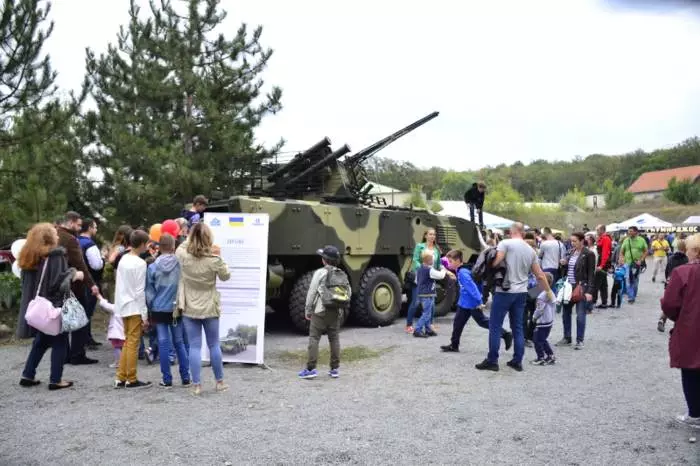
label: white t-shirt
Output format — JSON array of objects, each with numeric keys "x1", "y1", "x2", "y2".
[
  {"x1": 539, "y1": 239, "x2": 565, "y2": 270},
  {"x1": 496, "y1": 238, "x2": 537, "y2": 293},
  {"x1": 114, "y1": 253, "x2": 147, "y2": 320}
]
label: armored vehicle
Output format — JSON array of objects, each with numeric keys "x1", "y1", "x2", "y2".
[
  {"x1": 207, "y1": 112, "x2": 485, "y2": 333},
  {"x1": 220, "y1": 336, "x2": 248, "y2": 355}
]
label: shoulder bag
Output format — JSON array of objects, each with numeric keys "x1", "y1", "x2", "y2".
[
  {"x1": 61, "y1": 290, "x2": 89, "y2": 333},
  {"x1": 24, "y1": 259, "x2": 62, "y2": 336}
]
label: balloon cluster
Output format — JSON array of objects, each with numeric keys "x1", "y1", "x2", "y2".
[{"x1": 148, "y1": 219, "x2": 180, "y2": 242}]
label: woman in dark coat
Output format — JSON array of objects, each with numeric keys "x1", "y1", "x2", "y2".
[
  {"x1": 556, "y1": 232, "x2": 596, "y2": 350},
  {"x1": 661, "y1": 233, "x2": 700, "y2": 429},
  {"x1": 18, "y1": 223, "x2": 83, "y2": 390}
]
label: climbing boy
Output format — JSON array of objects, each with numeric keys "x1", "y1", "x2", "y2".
[
  {"x1": 299, "y1": 245, "x2": 351, "y2": 380},
  {"x1": 440, "y1": 249, "x2": 512, "y2": 352}
]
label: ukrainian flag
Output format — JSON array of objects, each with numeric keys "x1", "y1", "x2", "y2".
[{"x1": 228, "y1": 216, "x2": 244, "y2": 227}]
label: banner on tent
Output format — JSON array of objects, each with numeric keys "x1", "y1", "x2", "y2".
[
  {"x1": 639, "y1": 225, "x2": 700, "y2": 234},
  {"x1": 201, "y1": 212, "x2": 269, "y2": 364}
]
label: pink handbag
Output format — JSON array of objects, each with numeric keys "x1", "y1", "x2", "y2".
[{"x1": 24, "y1": 259, "x2": 62, "y2": 336}]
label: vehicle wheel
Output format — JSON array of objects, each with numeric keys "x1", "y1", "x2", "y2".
[
  {"x1": 289, "y1": 271, "x2": 350, "y2": 334},
  {"x1": 434, "y1": 278, "x2": 458, "y2": 317},
  {"x1": 289, "y1": 271, "x2": 315, "y2": 334},
  {"x1": 353, "y1": 267, "x2": 402, "y2": 327}
]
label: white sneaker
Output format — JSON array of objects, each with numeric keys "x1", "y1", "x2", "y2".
[
  {"x1": 109, "y1": 362, "x2": 119, "y2": 369},
  {"x1": 676, "y1": 414, "x2": 700, "y2": 429},
  {"x1": 574, "y1": 341, "x2": 585, "y2": 350}
]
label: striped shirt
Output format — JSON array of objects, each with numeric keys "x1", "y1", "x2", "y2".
[{"x1": 567, "y1": 252, "x2": 579, "y2": 285}]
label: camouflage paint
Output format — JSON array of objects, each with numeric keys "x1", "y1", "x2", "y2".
[{"x1": 208, "y1": 195, "x2": 482, "y2": 294}]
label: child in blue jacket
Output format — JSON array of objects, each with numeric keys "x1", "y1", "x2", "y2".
[{"x1": 440, "y1": 249, "x2": 513, "y2": 352}]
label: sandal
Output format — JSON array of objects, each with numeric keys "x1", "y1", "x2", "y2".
[
  {"x1": 19, "y1": 378, "x2": 41, "y2": 387},
  {"x1": 48, "y1": 381, "x2": 74, "y2": 391}
]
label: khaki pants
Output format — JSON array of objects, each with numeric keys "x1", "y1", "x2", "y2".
[
  {"x1": 116, "y1": 315, "x2": 143, "y2": 383},
  {"x1": 652, "y1": 256, "x2": 667, "y2": 280},
  {"x1": 306, "y1": 311, "x2": 340, "y2": 371}
]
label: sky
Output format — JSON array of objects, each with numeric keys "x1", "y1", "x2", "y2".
[{"x1": 46, "y1": 0, "x2": 700, "y2": 171}]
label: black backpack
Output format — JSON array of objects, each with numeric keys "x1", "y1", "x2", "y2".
[{"x1": 319, "y1": 267, "x2": 351, "y2": 309}]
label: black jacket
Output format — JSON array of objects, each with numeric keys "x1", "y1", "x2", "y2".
[
  {"x1": 472, "y1": 247, "x2": 509, "y2": 292},
  {"x1": 464, "y1": 183, "x2": 484, "y2": 209},
  {"x1": 665, "y1": 252, "x2": 688, "y2": 281},
  {"x1": 16, "y1": 248, "x2": 76, "y2": 338},
  {"x1": 570, "y1": 247, "x2": 596, "y2": 295}
]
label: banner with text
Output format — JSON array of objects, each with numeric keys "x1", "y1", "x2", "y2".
[{"x1": 201, "y1": 212, "x2": 269, "y2": 364}]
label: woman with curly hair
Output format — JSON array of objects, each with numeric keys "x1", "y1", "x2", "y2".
[{"x1": 17, "y1": 223, "x2": 84, "y2": 390}]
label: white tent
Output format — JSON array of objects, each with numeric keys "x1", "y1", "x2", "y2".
[
  {"x1": 436, "y1": 201, "x2": 525, "y2": 229},
  {"x1": 615, "y1": 213, "x2": 672, "y2": 230},
  {"x1": 682, "y1": 216, "x2": 700, "y2": 224}
]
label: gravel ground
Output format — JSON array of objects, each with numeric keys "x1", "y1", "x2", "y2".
[{"x1": 1, "y1": 272, "x2": 698, "y2": 466}]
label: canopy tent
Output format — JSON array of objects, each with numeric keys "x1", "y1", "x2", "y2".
[
  {"x1": 436, "y1": 201, "x2": 525, "y2": 229},
  {"x1": 682, "y1": 216, "x2": 700, "y2": 224},
  {"x1": 610, "y1": 213, "x2": 672, "y2": 231}
]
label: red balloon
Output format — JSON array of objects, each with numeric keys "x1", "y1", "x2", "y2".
[{"x1": 161, "y1": 219, "x2": 180, "y2": 237}]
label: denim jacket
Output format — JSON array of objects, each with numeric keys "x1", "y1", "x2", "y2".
[{"x1": 146, "y1": 254, "x2": 180, "y2": 313}]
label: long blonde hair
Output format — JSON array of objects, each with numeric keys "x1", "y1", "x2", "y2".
[
  {"x1": 187, "y1": 222, "x2": 213, "y2": 258},
  {"x1": 18, "y1": 223, "x2": 57, "y2": 270}
]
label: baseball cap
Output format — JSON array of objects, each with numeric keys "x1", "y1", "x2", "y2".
[{"x1": 317, "y1": 245, "x2": 340, "y2": 261}]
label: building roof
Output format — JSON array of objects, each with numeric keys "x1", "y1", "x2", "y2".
[
  {"x1": 365, "y1": 181, "x2": 404, "y2": 194},
  {"x1": 627, "y1": 165, "x2": 700, "y2": 194}
]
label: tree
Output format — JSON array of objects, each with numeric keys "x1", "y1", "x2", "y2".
[
  {"x1": 438, "y1": 171, "x2": 472, "y2": 200},
  {"x1": 665, "y1": 176, "x2": 700, "y2": 205},
  {"x1": 559, "y1": 187, "x2": 586, "y2": 212},
  {"x1": 602, "y1": 179, "x2": 633, "y2": 210},
  {"x1": 483, "y1": 180, "x2": 523, "y2": 211},
  {"x1": 84, "y1": 0, "x2": 282, "y2": 226},
  {"x1": 429, "y1": 201, "x2": 443, "y2": 213},
  {"x1": 402, "y1": 183, "x2": 427, "y2": 208},
  {"x1": 0, "y1": 0, "x2": 86, "y2": 148}
]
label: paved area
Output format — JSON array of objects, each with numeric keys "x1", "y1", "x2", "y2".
[{"x1": 0, "y1": 272, "x2": 698, "y2": 465}]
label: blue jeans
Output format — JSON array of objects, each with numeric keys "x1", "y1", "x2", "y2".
[
  {"x1": 533, "y1": 326, "x2": 553, "y2": 360},
  {"x1": 562, "y1": 301, "x2": 586, "y2": 343},
  {"x1": 183, "y1": 317, "x2": 224, "y2": 384},
  {"x1": 155, "y1": 321, "x2": 190, "y2": 384},
  {"x1": 406, "y1": 284, "x2": 420, "y2": 326},
  {"x1": 487, "y1": 292, "x2": 527, "y2": 364},
  {"x1": 627, "y1": 264, "x2": 640, "y2": 300},
  {"x1": 413, "y1": 297, "x2": 435, "y2": 334}
]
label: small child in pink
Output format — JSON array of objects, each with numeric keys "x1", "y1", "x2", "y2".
[{"x1": 98, "y1": 295, "x2": 125, "y2": 368}]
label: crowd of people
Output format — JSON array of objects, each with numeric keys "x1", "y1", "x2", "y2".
[
  {"x1": 9, "y1": 198, "x2": 700, "y2": 428},
  {"x1": 16, "y1": 196, "x2": 237, "y2": 395}
]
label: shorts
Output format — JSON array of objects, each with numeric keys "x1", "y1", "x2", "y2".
[{"x1": 110, "y1": 339, "x2": 124, "y2": 349}]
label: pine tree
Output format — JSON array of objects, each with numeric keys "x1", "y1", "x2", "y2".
[
  {"x1": 0, "y1": 0, "x2": 86, "y2": 147},
  {"x1": 85, "y1": 0, "x2": 282, "y2": 226}
]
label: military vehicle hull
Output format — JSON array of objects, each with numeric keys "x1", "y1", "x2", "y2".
[{"x1": 208, "y1": 196, "x2": 483, "y2": 333}]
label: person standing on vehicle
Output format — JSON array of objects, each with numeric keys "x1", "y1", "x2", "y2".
[
  {"x1": 78, "y1": 218, "x2": 104, "y2": 349},
  {"x1": 464, "y1": 182, "x2": 486, "y2": 228},
  {"x1": 594, "y1": 224, "x2": 613, "y2": 309},
  {"x1": 475, "y1": 222, "x2": 552, "y2": 372},
  {"x1": 618, "y1": 226, "x2": 648, "y2": 304}
]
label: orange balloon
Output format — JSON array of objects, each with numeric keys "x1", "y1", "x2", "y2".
[{"x1": 149, "y1": 223, "x2": 162, "y2": 242}]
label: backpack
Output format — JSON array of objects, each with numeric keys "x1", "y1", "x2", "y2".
[
  {"x1": 471, "y1": 248, "x2": 490, "y2": 282},
  {"x1": 319, "y1": 267, "x2": 351, "y2": 310}
]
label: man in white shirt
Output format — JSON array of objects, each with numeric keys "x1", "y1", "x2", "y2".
[
  {"x1": 538, "y1": 227, "x2": 566, "y2": 283},
  {"x1": 79, "y1": 219, "x2": 105, "y2": 348}
]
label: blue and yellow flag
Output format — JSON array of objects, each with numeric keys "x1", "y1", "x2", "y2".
[{"x1": 228, "y1": 216, "x2": 244, "y2": 227}]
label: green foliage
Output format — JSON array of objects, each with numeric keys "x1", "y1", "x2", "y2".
[
  {"x1": 231, "y1": 324, "x2": 258, "y2": 344},
  {"x1": 84, "y1": 0, "x2": 282, "y2": 227},
  {"x1": 559, "y1": 187, "x2": 586, "y2": 211},
  {"x1": 403, "y1": 184, "x2": 427, "y2": 208},
  {"x1": 0, "y1": 272, "x2": 21, "y2": 310},
  {"x1": 429, "y1": 201, "x2": 443, "y2": 213},
  {"x1": 483, "y1": 180, "x2": 523, "y2": 211},
  {"x1": 665, "y1": 177, "x2": 700, "y2": 205},
  {"x1": 438, "y1": 171, "x2": 471, "y2": 200},
  {"x1": 602, "y1": 179, "x2": 633, "y2": 210}
]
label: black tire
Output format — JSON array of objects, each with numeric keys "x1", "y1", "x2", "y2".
[
  {"x1": 353, "y1": 267, "x2": 402, "y2": 327},
  {"x1": 434, "y1": 279, "x2": 458, "y2": 317},
  {"x1": 288, "y1": 271, "x2": 350, "y2": 334},
  {"x1": 289, "y1": 271, "x2": 315, "y2": 334}
]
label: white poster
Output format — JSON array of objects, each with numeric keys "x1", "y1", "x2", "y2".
[{"x1": 201, "y1": 212, "x2": 269, "y2": 364}]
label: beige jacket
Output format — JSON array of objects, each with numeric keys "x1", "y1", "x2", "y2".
[{"x1": 175, "y1": 242, "x2": 232, "y2": 319}]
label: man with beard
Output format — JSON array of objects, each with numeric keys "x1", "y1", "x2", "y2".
[{"x1": 57, "y1": 211, "x2": 100, "y2": 365}]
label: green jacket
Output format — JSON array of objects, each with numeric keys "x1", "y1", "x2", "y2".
[
  {"x1": 411, "y1": 242, "x2": 441, "y2": 272},
  {"x1": 621, "y1": 236, "x2": 647, "y2": 264}
]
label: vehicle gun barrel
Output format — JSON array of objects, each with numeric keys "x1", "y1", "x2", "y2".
[
  {"x1": 280, "y1": 144, "x2": 351, "y2": 189},
  {"x1": 344, "y1": 111, "x2": 439, "y2": 166},
  {"x1": 266, "y1": 137, "x2": 332, "y2": 182}
]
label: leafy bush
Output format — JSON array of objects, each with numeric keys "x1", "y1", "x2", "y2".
[
  {"x1": 0, "y1": 272, "x2": 21, "y2": 310},
  {"x1": 402, "y1": 184, "x2": 427, "y2": 208},
  {"x1": 429, "y1": 201, "x2": 443, "y2": 213},
  {"x1": 559, "y1": 187, "x2": 586, "y2": 211},
  {"x1": 602, "y1": 179, "x2": 633, "y2": 210},
  {"x1": 665, "y1": 177, "x2": 700, "y2": 205}
]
